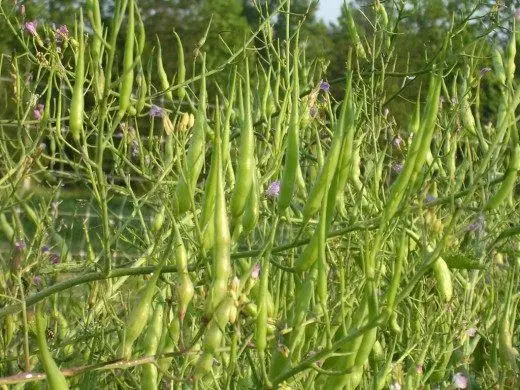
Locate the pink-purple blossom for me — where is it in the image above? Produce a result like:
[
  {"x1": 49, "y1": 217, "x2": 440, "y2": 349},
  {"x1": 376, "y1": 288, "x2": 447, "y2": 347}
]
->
[
  {"x1": 251, "y1": 264, "x2": 260, "y2": 279},
  {"x1": 453, "y1": 372, "x2": 468, "y2": 389},
  {"x1": 56, "y1": 25, "x2": 69, "y2": 41},
  {"x1": 33, "y1": 103, "x2": 44, "y2": 120},
  {"x1": 25, "y1": 20, "x2": 37, "y2": 36},
  {"x1": 14, "y1": 241, "x2": 26, "y2": 251},
  {"x1": 34, "y1": 275, "x2": 42, "y2": 285}
]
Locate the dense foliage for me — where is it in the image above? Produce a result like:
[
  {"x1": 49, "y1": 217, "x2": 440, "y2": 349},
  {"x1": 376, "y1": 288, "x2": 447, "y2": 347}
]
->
[{"x1": 0, "y1": 0, "x2": 519, "y2": 389}]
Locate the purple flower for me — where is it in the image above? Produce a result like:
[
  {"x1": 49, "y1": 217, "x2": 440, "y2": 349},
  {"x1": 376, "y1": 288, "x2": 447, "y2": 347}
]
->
[
  {"x1": 56, "y1": 25, "x2": 69, "y2": 41},
  {"x1": 50, "y1": 253, "x2": 60, "y2": 265},
  {"x1": 425, "y1": 194, "x2": 437, "y2": 203},
  {"x1": 33, "y1": 103, "x2": 44, "y2": 120},
  {"x1": 319, "y1": 80, "x2": 330, "y2": 92},
  {"x1": 14, "y1": 241, "x2": 26, "y2": 251},
  {"x1": 149, "y1": 105, "x2": 164, "y2": 118},
  {"x1": 251, "y1": 264, "x2": 260, "y2": 279},
  {"x1": 131, "y1": 139, "x2": 139, "y2": 158},
  {"x1": 467, "y1": 215, "x2": 485, "y2": 233},
  {"x1": 25, "y1": 20, "x2": 37, "y2": 36},
  {"x1": 391, "y1": 134, "x2": 404, "y2": 148},
  {"x1": 392, "y1": 162, "x2": 404, "y2": 173},
  {"x1": 453, "y1": 372, "x2": 468, "y2": 389},
  {"x1": 265, "y1": 180, "x2": 280, "y2": 198},
  {"x1": 310, "y1": 106, "x2": 318, "y2": 118},
  {"x1": 389, "y1": 383, "x2": 401, "y2": 390},
  {"x1": 480, "y1": 67, "x2": 492, "y2": 77},
  {"x1": 41, "y1": 245, "x2": 50, "y2": 253},
  {"x1": 34, "y1": 275, "x2": 42, "y2": 285}
]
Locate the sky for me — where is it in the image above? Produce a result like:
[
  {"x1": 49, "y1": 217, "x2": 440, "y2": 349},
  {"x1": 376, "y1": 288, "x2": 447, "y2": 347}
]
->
[{"x1": 316, "y1": 0, "x2": 343, "y2": 23}]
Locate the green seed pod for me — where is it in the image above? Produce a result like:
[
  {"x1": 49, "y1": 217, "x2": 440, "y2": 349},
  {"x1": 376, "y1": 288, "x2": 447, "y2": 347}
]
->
[
  {"x1": 241, "y1": 164, "x2": 259, "y2": 235},
  {"x1": 354, "y1": 327, "x2": 377, "y2": 366},
  {"x1": 255, "y1": 265, "x2": 270, "y2": 361},
  {"x1": 3, "y1": 314, "x2": 16, "y2": 346},
  {"x1": 301, "y1": 83, "x2": 348, "y2": 223},
  {"x1": 505, "y1": 25, "x2": 516, "y2": 84},
  {"x1": 384, "y1": 73, "x2": 442, "y2": 224},
  {"x1": 175, "y1": 59, "x2": 207, "y2": 214},
  {"x1": 287, "y1": 265, "x2": 318, "y2": 361},
  {"x1": 173, "y1": 31, "x2": 186, "y2": 100},
  {"x1": 203, "y1": 320, "x2": 223, "y2": 354},
  {"x1": 135, "y1": 67, "x2": 147, "y2": 115},
  {"x1": 375, "y1": 0, "x2": 388, "y2": 27},
  {"x1": 319, "y1": 300, "x2": 368, "y2": 388},
  {"x1": 157, "y1": 312, "x2": 180, "y2": 373},
  {"x1": 156, "y1": 39, "x2": 173, "y2": 103},
  {"x1": 461, "y1": 97, "x2": 476, "y2": 136},
  {"x1": 172, "y1": 221, "x2": 193, "y2": 321},
  {"x1": 499, "y1": 273, "x2": 519, "y2": 368},
  {"x1": 204, "y1": 100, "x2": 231, "y2": 318},
  {"x1": 231, "y1": 61, "x2": 255, "y2": 221},
  {"x1": 432, "y1": 257, "x2": 452, "y2": 303},
  {"x1": 278, "y1": 31, "x2": 301, "y2": 212},
  {"x1": 199, "y1": 115, "x2": 219, "y2": 253},
  {"x1": 0, "y1": 213, "x2": 14, "y2": 240},
  {"x1": 484, "y1": 145, "x2": 520, "y2": 211},
  {"x1": 194, "y1": 296, "x2": 235, "y2": 379},
  {"x1": 86, "y1": 0, "x2": 102, "y2": 64},
  {"x1": 260, "y1": 68, "x2": 272, "y2": 119},
  {"x1": 193, "y1": 353, "x2": 214, "y2": 379},
  {"x1": 344, "y1": 3, "x2": 367, "y2": 60},
  {"x1": 151, "y1": 205, "x2": 166, "y2": 233},
  {"x1": 118, "y1": 0, "x2": 135, "y2": 117},
  {"x1": 35, "y1": 305, "x2": 69, "y2": 390},
  {"x1": 69, "y1": 11, "x2": 85, "y2": 142},
  {"x1": 213, "y1": 295, "x2": 235, "y2": 330},
  {"x1": 178, "y1": 274, "x2": 194, "y2": 322},
  {"x1": 53, "y1": 310, "x2": 74, "y2": 357},
  {"x1": 141, "y1": 302, "x2": 164, "y2": 389},
  {"x1": 492, "y1": 48, "x2": 507, "y2": 85},
  {"x1": 120, "y1": 269, "x2": 162, "y2": 359}
]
